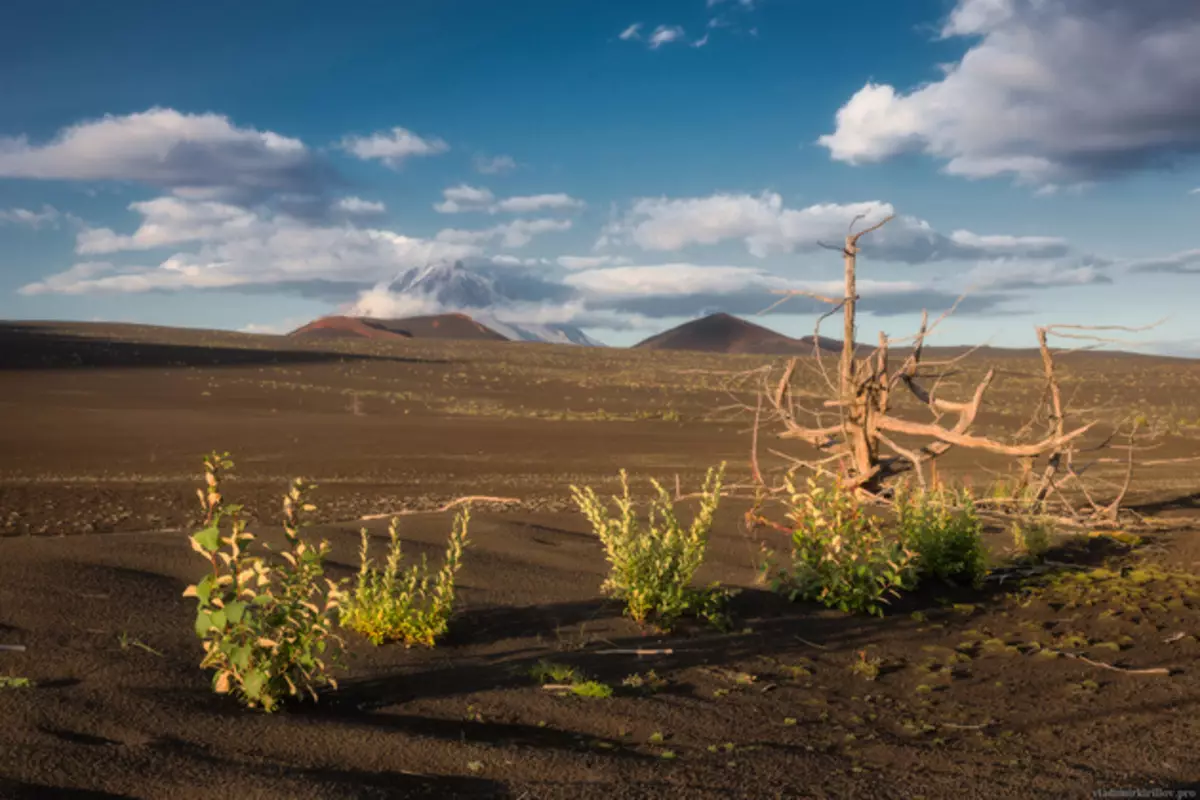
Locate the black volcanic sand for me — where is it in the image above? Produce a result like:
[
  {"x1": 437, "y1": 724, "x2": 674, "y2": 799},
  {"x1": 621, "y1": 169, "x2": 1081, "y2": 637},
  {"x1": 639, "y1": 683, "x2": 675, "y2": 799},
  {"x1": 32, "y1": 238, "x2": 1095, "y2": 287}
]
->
[{"x1": 2, "y1": 322, "x2": 1200, "y2": 798}]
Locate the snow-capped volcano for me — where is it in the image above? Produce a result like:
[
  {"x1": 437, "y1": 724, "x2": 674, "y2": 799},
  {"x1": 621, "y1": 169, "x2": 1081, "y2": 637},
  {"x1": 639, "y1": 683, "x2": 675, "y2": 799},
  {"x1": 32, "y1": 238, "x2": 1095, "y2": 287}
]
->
[
  {"x1": 374, "y1": 261, "x2": 605, "y2": 346},
  {"x1": 388, "y1": 261, "x2": 504, "y2": 308}
]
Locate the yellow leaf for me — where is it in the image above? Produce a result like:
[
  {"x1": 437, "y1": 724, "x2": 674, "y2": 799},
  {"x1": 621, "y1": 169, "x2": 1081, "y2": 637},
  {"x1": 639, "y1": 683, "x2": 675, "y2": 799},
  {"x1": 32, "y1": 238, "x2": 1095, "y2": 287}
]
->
[
  {"x1": 182, "y1": 585, "x2": 198, "y2": 598},
  {"x1": 214, "y1": 672, "x2": 230, "y2": 694}
]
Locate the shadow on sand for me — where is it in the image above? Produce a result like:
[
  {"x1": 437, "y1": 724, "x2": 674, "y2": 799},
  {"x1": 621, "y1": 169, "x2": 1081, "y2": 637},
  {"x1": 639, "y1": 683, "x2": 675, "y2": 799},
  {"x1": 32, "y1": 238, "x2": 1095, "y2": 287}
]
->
[{"x1": 0, "y1": 324, "x2": 446, "y2": 371}]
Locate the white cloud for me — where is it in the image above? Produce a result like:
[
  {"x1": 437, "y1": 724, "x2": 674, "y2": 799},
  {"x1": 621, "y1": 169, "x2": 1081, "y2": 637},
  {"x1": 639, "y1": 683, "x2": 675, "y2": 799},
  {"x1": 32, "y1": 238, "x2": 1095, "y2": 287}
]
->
[
  {"x1": 648, "y1": 25, "x2": 686, "y2": 49},
  {"x1": 555, "y1": 254, "x2": 632, "y2": 270},
  {"x1": 434, "y1": 184, "x2": 496, "y2": 213},
  {"x1": 619, "y1": 23, "x2": 642, "y2": 41},
  {"x1": 75, "y1": 197, "x2": 257, "y2": 254},
  {"x1": 494, "y1": 193, "x2": 584, "y2": 214},
  {"x1": 818, "y1": 0, "x2": 1200, "y2": 186},
  {"x1": 0, "y1": 107, "x2": 321, "y2": 201},
  {"x1": 339, "y1": 126, "x2": 449, "y2": 168},
  {"x1": 335, "y1": 196, "x2": 386, "y2": 215},
  {"x1": 565, "y1": 264, "x2": 787, "y2": 297},
  {"x1": 1126, "y1": 248, "x2": 1200, "y2": 275},
  {"x1": 0, "y1": 204, "x2": 60, "y2": 228},
  {"x1": 434, "y1": 184, "x2": 583, "y2": 214},
  {"x1": 692, "y1": 34, "x2": 710, "y2": 48},
  {"x1": 474, "y1": 154, "x2": 516, "y2": 175},
  {"x1": 21, "y1": 195, "x2": 479, "y2": 295},
  {"x1": 963, "y1": 259, "x2": 1112, "y2": 290},
  {"x1": 602, "y1": 191, "x2": 1071, "y2": 263},
  {"x1": 435, "y1": 218, "x2": 572, "y2": 248},
  {"x1": 346, "y1": 285, "x2": 446, "y2": 319}
]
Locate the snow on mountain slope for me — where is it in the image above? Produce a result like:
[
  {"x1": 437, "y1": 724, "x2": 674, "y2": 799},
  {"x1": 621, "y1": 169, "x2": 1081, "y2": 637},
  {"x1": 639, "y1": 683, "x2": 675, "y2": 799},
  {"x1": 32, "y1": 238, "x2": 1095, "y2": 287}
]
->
[{"x1": 376, "y1": 261, "x2": 605, "y2": 346}]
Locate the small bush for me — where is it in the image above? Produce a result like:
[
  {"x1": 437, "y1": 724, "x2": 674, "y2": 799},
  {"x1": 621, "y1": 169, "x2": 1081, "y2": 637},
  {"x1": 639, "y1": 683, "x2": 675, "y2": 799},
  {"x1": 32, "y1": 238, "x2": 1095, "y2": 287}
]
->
[
  {"x1": 763, "y1": 474, "x2": 916, "y2": 617},
  {"x1": 340, "y1": 511, "x2": 469, "y2": 647},
  {"x1": 570, "y1": 463, "x2": 729, "y2": 630},
  {"x1": 895, "y1": 486, "x2": 988, "y2": 588},
  {"x1": 183, "y1": 452, "x2": 344, "y2": 712},
  {"x1": 1011, "y1": 515, "x2": 1053, "y2": 561}
]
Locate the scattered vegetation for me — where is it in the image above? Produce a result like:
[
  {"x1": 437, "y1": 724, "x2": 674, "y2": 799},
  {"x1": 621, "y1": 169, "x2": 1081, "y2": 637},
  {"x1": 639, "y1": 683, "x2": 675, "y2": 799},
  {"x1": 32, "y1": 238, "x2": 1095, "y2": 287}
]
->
[
  {"x1": 895, "y1": 485, "x2": 989, "y2": 588},
  {"x1": 0, "y1": 675, "x2": 33, "y2": 690},
  {"x1": 1010, "y1": 515, "x2": 1054, "y2": 562},
  {"x1": 760, "y1": 474, "x2": 916, "y2": 616},
  {"x1": 340, "y1": 512, "x2": 469, "y2": 647},
  {"x1": 182, "y1": 452, "x2": 344, "y2": 712},
  {"x1": 570, "y1": 463, "x2": 731, "y2": 630},
  {"x1": 529, "y1": 660, "x2": 613, "y2": 698}
]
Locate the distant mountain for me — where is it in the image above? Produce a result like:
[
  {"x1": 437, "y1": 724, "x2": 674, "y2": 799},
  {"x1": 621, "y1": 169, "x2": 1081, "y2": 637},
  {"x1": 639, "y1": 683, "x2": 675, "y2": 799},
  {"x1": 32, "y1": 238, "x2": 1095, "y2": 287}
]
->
[
  {"x1": 389, "y1": 262, "x2": 503, "y2": 309},
  {"x1": 290, "y1": 313, "x2": 506, "y2": 342},
  {"x1": 288, "y1": 317, "x2": 413, "y2": 341},
  {"x1": 379, "y1": 261, "x2": 604, "y2": 346},
  {"x1": 634, "y1": 312, "x2": 843, "y2": 355},
  {"x1": 476, "y1": 316, "x2": 607, "y2": 346}
]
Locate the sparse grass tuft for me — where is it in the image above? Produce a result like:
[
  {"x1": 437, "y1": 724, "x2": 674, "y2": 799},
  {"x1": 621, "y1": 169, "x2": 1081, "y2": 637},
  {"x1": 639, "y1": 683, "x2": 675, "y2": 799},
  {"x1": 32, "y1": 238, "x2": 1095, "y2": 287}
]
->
[
  {"x1": 340, "y1": 512, "x2": 469, "y2": 647},
  {"x1": 570, "y1": 463, "x2": 730, "y2": 630},
  {"x1": 0, "y1": 675, "x2": 33, "y2": 690}
]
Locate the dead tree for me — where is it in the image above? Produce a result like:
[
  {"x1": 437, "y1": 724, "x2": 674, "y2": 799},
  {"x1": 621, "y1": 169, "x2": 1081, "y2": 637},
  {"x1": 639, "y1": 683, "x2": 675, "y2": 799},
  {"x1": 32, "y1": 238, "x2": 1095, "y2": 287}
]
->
[{"x1": 757, "y1": 214, "x2": 1096, "y2": 498}]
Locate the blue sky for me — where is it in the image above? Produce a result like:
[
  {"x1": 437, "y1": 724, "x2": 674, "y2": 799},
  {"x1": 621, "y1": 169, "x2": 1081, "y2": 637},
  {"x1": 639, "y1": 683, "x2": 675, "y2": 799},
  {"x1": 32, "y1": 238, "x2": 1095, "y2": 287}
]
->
[{"x1": 2, "y1": 0, "x2": 1199, "y2": 352}]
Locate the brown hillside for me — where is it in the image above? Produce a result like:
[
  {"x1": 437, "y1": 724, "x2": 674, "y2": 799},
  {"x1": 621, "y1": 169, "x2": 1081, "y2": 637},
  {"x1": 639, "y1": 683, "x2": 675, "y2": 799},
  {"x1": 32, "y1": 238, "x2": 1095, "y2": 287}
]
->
[
  {"x1": 289, "y1": 314, "x2": 507, "y2": 342},
  {"x1": 633, "y1": 312, "x2": 841, "y2": 355},
  {"x1": 288, "y1": 316, "x2": 413, "y2": 341}
]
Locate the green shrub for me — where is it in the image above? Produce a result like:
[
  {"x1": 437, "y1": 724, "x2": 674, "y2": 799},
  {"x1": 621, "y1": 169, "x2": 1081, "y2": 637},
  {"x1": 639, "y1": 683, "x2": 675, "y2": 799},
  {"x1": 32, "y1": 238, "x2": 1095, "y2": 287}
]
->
[
  {"x1": 569, "y1": 463, "x2": 729, "y2": 630},
  {"x1": 1010, "y1": 515, "x2": 1053, "y2": 562},
  {"x1": 763, "y1": 475, "x2": 916, "y2": 617},
  {"x1": 895, "y1": 486, "x2": 988, "y2": 588},
  {"x1": 182, "y1": 452, "x2": 344, "y2": 712},
  {"x1": 340, "y1": 511, "x2": 469, "y2": 647}
]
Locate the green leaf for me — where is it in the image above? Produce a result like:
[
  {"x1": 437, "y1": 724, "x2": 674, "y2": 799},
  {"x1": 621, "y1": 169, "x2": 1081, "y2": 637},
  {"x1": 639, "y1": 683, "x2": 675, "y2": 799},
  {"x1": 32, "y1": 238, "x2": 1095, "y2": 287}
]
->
[
  {"x1": 210, "y1": 609, "x2": 227, "y2": 630},
  {"x1": 193, "y1": 525, "x2": 221, "y2": 553},
  {"x1": 224, "y1": 600, "x2": 247, "y2": 624},
  {"x1": 230, "y1": 644, "x2": 252, "y2": 671},
  {"x1": 195, "y1": 574, "x2": 213, "y2": 604},
  {"x1": 194, "y1": 610, "x2": 212, "y2": 637},
  {"x1": 243, "y1": 669, "x2": 267, "y2": 699}
]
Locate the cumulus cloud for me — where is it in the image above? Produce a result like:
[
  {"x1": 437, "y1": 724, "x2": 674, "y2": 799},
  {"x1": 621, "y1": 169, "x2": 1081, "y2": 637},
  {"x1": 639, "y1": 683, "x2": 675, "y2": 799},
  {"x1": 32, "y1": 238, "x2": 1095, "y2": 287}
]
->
[
  {"x1": 434, "y1": 184, "x2": 584, "y2": 214},
  {"x1": 0, "y1": 108, "x2": 327, "y2": 202},
  {"x1": 335, "y1": 196, "x2": 386, "y2": 215},
  {"x1": 339, "y1": 126, "x2": 449, "y2": 168},
  {"x1": 474, "y1": 154, "x2": 516, "y2": 175},
  {"x1": 648, "y1": 25, "x2": 686, "y2": 49},
  {"x1": 75, "y1": 197, "x2": 257, "y2": 254},
  {"x1": 0, "y1": 204, "x2": 60, "y2": 228},
  {"x1": 435, "y1": 218, "x2": 572, "y2": 248},
  {"x1": 818, "y1": 0, "x2": 1200, "y2": 186},
  {"x1": 21, "y1": 195, "x2": 478, "y2": 295},
  {"x1": 601, "y1": 191, "x2": 1071, "y2": 263}
]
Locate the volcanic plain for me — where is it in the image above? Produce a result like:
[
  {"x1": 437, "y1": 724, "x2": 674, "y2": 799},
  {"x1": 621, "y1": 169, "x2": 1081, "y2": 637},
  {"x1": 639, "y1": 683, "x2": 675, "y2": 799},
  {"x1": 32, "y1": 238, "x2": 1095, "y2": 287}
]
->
[{"x1": 2, "y1": 319, "x2": 1200, "y2": 799}]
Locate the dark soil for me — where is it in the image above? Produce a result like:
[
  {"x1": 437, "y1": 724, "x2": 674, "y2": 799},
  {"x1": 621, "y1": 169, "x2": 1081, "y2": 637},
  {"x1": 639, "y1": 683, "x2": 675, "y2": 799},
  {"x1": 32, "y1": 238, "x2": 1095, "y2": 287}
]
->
[{"x1": 2, "y1": 322, "x2": 1200, "y2": 799}]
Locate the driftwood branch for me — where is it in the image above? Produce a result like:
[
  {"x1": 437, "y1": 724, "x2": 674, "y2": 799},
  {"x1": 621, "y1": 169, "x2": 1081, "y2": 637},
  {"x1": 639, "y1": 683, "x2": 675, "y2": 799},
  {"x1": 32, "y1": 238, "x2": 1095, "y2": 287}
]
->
[{"x1": 358, "y1": 496, "x2": 521, "y2": 522}]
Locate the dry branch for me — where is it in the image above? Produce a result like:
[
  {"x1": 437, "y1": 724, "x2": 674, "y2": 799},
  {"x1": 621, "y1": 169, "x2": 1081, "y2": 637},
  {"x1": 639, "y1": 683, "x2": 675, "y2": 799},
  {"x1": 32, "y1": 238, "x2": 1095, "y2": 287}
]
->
[
  {"x1": 358, "y1": 495, "x2": 521, "y2": 522},
  {"x1": 746, "y1": 211, "x2": 1168, "y2": 525}
]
